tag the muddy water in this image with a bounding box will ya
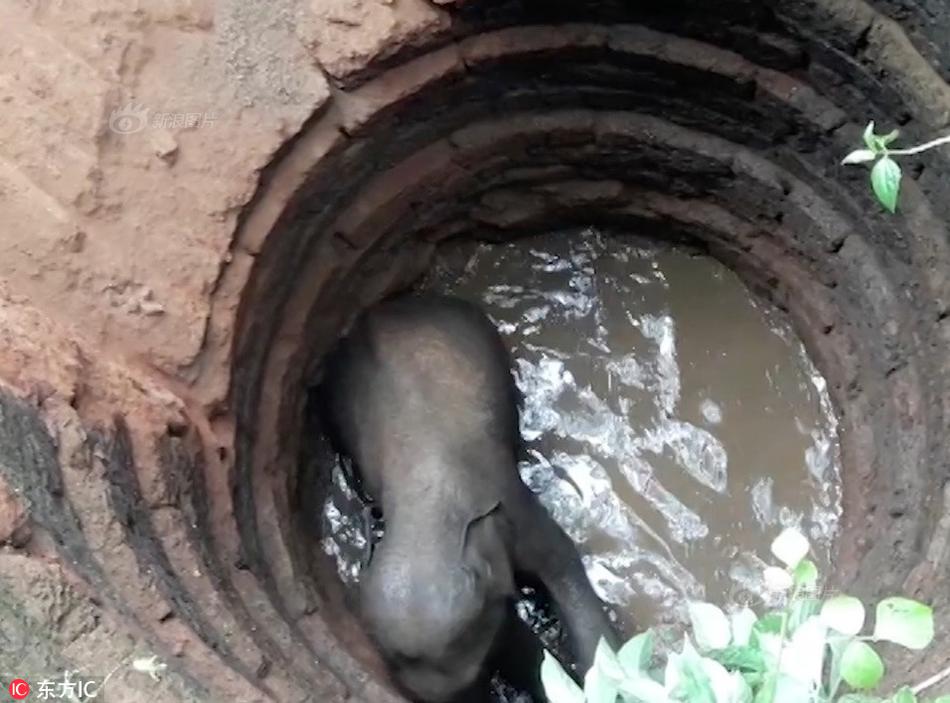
[319,226,841,649]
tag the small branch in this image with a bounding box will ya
[767,584,801,703]
[911,661,950,696]
[887,133,950,157]
[98,655,134,695]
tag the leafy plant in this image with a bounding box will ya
[541,528,948,703]
[842,122,950,213]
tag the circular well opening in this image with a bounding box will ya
[219,4,950,698]
[306,224,846,698]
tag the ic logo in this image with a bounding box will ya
[8,678,30,699]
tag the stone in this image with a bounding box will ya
[0,479,29,547]
[297,0,450,83]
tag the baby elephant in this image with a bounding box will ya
[321,293,617,702]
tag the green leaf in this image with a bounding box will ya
[689,602,733,651]
[541,650,585,703]
[754,672,777,703]
[752,631,782,671]
[861,121,900,153]
[863,121,878,151]
[701,657,754,703]
[880,129,900,146]
[838,695,883,703]
[842,149,878,165]
[753,613,783,635]
[826,635,852,697]
[873,598,934,650]
[788,597,822,634]
[890,687,917,703]
[593,637,625,681]
[585,660,620,703]
[741,671,764,690]
[793,560,820,590]
[840,641,884,690]
[730,608,758,648]
[618,674,669,703]
[665,639,716,703]
[870,157,902,213]
[927,697,950,703]
[763,567,794,592]
[771,528,811,568]
[821,596,866,636]
[752,673,818,703]
[707,646,767,673]
[782,617,827,686]
[771,675,817,703]
[618,631,655,677]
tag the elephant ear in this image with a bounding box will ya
[461,502,515,599]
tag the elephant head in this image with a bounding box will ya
[360,502,515,702]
